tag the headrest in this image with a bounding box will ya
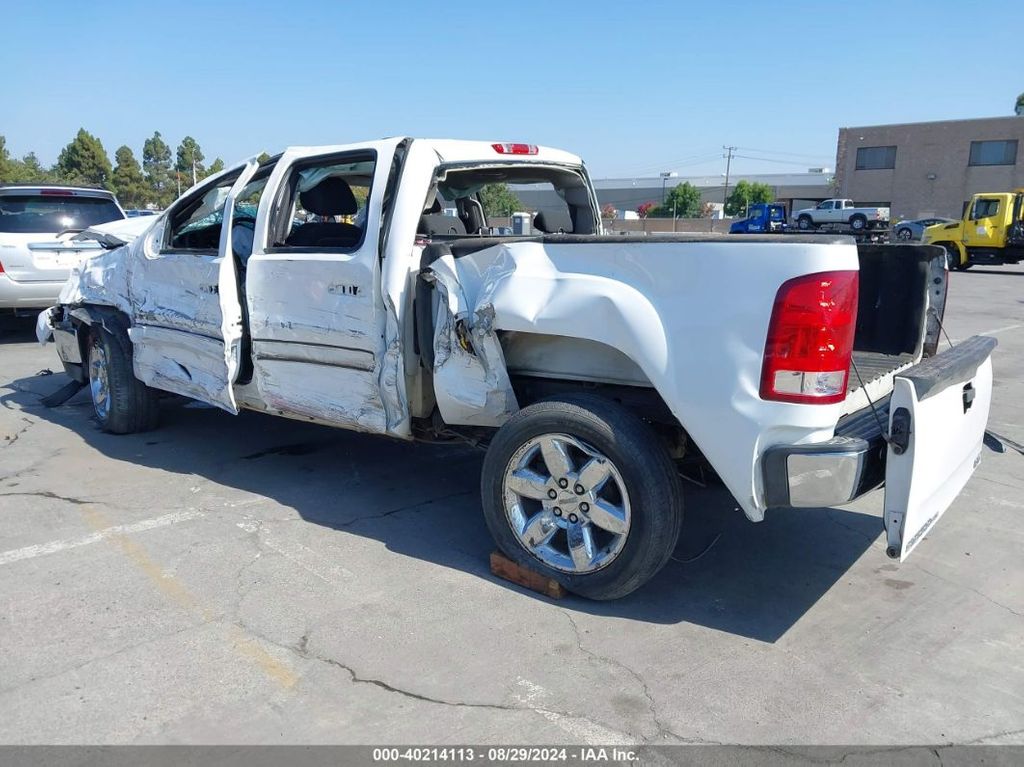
[419,214,467,236]
[533,209,573,234]
[300,176,358,216]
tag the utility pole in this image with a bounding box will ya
[722,146,736,217]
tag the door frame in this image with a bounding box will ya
[127,157,261,412]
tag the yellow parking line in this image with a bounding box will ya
[79,505,298,690]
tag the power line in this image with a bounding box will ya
[735,146,833,161]
[733,154,830,167]
[611,150,725,177]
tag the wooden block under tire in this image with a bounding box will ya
[489,551,566,599]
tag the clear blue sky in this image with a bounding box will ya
[3,0,1022,179]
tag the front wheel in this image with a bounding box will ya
[88,326,160,434]
[481,394,684,600]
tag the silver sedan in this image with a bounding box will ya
[893,217,956,241]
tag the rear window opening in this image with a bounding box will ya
[0,193,124,234]
[419,164,597,239]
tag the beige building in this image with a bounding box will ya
[835,115,1024,220]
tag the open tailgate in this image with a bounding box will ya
[883,335,996,560]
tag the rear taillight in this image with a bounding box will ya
[760,270,859,404]
[492,143,538,155]
[0,261,4,274]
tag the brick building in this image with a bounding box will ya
[835,116,1024,220]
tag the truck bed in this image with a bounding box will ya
[843,351,916,416]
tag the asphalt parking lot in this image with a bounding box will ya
[1,265,1022,746]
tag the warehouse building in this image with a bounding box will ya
[835,115,1024,220]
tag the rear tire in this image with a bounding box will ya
[850,214,867,231]
[797,215,813,231]
[481,393,684,600]
[896,227,913,241]
[87,326,160,434]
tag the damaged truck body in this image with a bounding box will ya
[39,138,996,599]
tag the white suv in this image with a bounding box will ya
[0,185,125,312]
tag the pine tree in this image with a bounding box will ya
[55,128,113,188]
[112,146,147,208]
[143,131,174,208]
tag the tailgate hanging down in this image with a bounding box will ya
[883,335,997,561]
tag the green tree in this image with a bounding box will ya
[479,183,522,217]
[112,146,147,208]
[652,182,701,218]
[17,152,58,183]
[0,136,10,181]
[175,136,206,189]
[205,157,225,178]
[725,180,774,217]
[256,152,272,165]
[1016,92,1024,115]
[143,131,174,208]
[55,128,113,188]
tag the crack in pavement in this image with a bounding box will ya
[336,489,475,529]
[961,726,1024,744]
[0,617,220,697]
[0,489,93,505]
[759,744,943,765]
[559,610,714,745]
[909,561,1023,619]
[2,416,35,448]
[235,621,636,742]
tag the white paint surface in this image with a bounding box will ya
[0,510,204,567]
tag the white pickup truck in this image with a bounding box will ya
[793,198,890,231]
[37,138,995,599]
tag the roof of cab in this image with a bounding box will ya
[417,139,584,166]
[276,138,585,168]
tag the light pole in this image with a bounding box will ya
[660,171,675,204]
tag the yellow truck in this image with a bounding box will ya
[923,188,1024,270]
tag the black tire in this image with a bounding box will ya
[481,393,684,600]
[938,243,971,271]
[896,227,913,241]
[87,325,160,434]
[797,215,813,231]
[850,214,867,231]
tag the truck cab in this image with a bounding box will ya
[923,189,1024,270]
[728,202,788,234]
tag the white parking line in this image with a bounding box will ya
[0,510,204,567]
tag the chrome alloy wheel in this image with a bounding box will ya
[502,434,631,574]
[88,340,111,421]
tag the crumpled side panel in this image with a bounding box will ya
[254,359,388,433]
[427,253,518,427]
[127,325,234,411]
[57,243,135,316]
